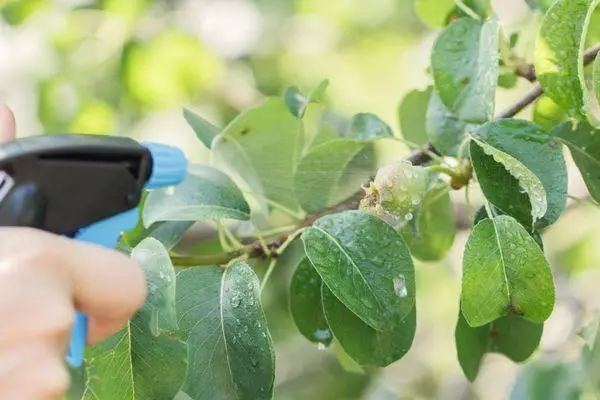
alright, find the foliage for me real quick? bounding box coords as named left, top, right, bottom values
left=10, top=0, right=597, bottom=398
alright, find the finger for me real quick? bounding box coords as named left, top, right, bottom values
left=0, top=228, right=147, bottom=340
left=0, top=265, right=74, bottom=346
left=0, top=104, right=16, bottom=143
left=0, top=344, right=69, bottom=400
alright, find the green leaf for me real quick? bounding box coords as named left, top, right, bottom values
left=347, top=113, right=394, bottom=141
left=456, top=311, right=543, bottom=382
left=534, top=0, right=599, bottom=121
left=532, top=96, right=567, bottom=131
left=414, top=0, right=456, bottom=28
left=298, top=140, right=375, bottom=212
left=143, top=164, right=250, bottom=228
left=473, top=205, right=544, bottom=250
left=177, top=262, right=275, bottom=400
left=122, top=191, right=193, bottom=250
left=308, top=79, right=330, bottom=103
left=83, top=239, right=187, bottom=400
left=183, top=108, right=220, bottom=149
left=284, top=87, right=309, bottom=119
left=553, top=120, right=600, bottom=203
left=213, top=97, right=304, bottom=212
left=302, top=211, right=416, bottom=331
left=426, top=89, right=476, bottom=156
left=470, top=140, right=546, bottom=228
left=398, top=86, right=432, bottom=146
left=283, top=80, right=329, bottom=119
left=594, top=56, right=600, bottom=106
left=332, top=341, right=365, bottom=374
left=132, top=238, right=178, bottom=334
left=526, top=0, right=558, bottom=12
left=510, top=361, right=583, bottom=400
left=472, top=119, right=567, bottom=228
left=289, top=258, right=333, bottom=346
left=401, top=181, right=456, bottom=261
left=294, top=141, right=376, bottom=213
left=322, top=285, right=416, bottom=366
left=461, top=215, right=555, bottom=327
left=431, top=17, right=500, bottom=123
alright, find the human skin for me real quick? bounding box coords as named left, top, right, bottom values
left=0, top=104, right=148, bottom=399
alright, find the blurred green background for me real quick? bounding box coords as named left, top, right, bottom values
left=2, top=0, right=600, bottom=399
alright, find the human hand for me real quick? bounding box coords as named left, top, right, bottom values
left=0, top=104, right=148, bottom=399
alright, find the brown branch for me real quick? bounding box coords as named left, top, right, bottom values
left=172, top=44, right=600, bottom=267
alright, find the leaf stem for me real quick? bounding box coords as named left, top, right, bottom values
left=251, top=222, right=272, bottom=256
left=220, top=221, right=245, bottom=249
left=426, top=164, right=463, bottom=180
left=171, top=249, right=247, bottom=267
left=260, top=258, right=278, bottom=293
left=455, top=0, right=481, bottom=20
left=216, top=221, right=233, bottom=252
left=392, top=137, right=446, bottom=164
left=276, top=227, right=307, bottom=256
left=240, top=188, right=306, bottom=220
left=484, top=201, right=496, bottom=219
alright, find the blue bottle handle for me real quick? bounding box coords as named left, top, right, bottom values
left=64, top=141, right=187, bottom=368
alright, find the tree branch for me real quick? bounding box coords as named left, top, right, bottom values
left=172, top=43, right=600, bottom=268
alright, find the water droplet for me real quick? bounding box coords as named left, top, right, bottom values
left=411, top=198, right=420, bottom=206
left=526, top=272, right=535, bottom=279
left=232, top=295, right=241, bottom=308
left=243, top=325, right=249, bottom=332
left=313, top=329, right=332, bottom=341
left=164, top=186, right=176, bottom=196
left=404, top=213, right=413, bottom=222
left=393, top=275, right=408, bottom=298
left=317, top=343, right=326, bottom=351
left=250, top=357, right=258, bottom=366
left=159, top=271, right=165, bottom=280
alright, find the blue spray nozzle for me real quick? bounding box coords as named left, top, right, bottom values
left=142, top=141, right=188, bottom=189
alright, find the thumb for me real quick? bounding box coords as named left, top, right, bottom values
left=0, top=104, right=16, bottom=143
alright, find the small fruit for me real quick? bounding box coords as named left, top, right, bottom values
left=359, top=161, right=430, bottom=229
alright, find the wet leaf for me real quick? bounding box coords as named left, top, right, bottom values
left=83, top=238, right=187, bottom=400
left=177, top=262, right=275, bottom=400
left=553, top=120, right=600, bottom=202
left=322, top=285, right=416, bottom=366
left=290, top=258, right=333, bottom=346
left=401, top=181, right=456, bottom=261
left=398, top=86, right=432, bottom=146
left=431, top=17, right=500, bottom=123
left=534, top=0, right=599, bottom=121
left=131, top=238, right=178, bottom=334
left=456, top=311, right=543, bottom=381
left=302, top=211, right=416, bottom=331
left=143, top=164, right=250, bottom=227
left=183, top=108, right=220, bottom=149
left=472, top=119, right=567, bottom=228
left=461, top=215, right=555, bottom=327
